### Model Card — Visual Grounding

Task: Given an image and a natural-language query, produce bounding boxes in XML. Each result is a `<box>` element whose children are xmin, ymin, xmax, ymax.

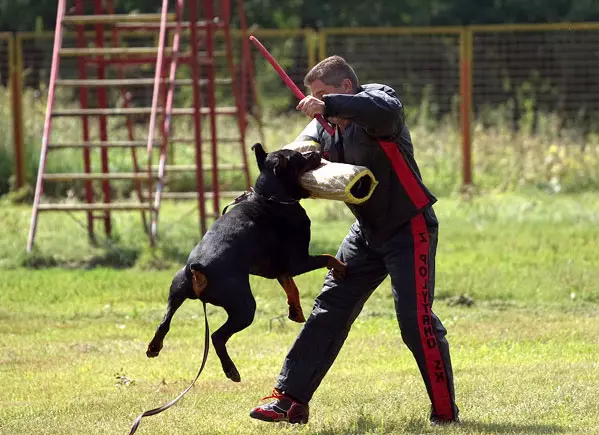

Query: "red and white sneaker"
<box><xmin>250</xmin><ymin>389</ymin><xmax>309</xmax><ymax>424</ymax></box>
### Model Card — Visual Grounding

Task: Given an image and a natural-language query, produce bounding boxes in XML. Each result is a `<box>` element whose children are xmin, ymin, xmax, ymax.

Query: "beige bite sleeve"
<box><xmin>300</xmin><ymin>160</ymin><xmax>378</xmax><ymax>204</ymax></box>
<box><xmin>284</xmin><ymin>140</ymin><xmax>378</xmax><ymax>204</ymax></box>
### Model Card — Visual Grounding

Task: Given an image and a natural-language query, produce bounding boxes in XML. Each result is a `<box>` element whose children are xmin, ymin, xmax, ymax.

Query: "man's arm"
<box><xmin>294</xmin><ymin>118</ymin><xmax>322</xmax><ymax>143</ymax></box>
<box><xmin>323</xmin><ymin>89</ymin><xmax>404</xmax><ymax>137</ymax></box>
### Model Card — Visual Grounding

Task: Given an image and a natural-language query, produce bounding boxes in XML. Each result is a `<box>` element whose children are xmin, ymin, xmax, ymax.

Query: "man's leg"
<box><xmin>382</xmin><ymin>210</ymin><xmax>459</xmax><ymax>422</ymax></box>
<box><xmin>251</xmin><ymin>224</ymin><xmax>387</xmax><ymax>422</ymax></box>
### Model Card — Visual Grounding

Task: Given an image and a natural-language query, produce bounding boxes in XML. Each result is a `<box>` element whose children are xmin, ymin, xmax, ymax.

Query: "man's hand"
<box><xmin>296</xmin><ymin>96</ymin><xmax>325</xmax><ymax>118</ymax></box>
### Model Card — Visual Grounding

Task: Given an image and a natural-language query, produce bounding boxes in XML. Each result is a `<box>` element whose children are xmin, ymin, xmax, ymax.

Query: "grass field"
<box><xmin>1</xmin><ymin>192</ymin><xmax>598</xmax><ymax>434</ymax></box>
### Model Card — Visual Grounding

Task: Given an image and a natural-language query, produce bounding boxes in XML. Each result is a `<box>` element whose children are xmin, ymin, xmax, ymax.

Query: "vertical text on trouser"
<box><xmin>417</xmin><ymin>231</ymin><xmax>446</xmax><ymax>384</ymax></box>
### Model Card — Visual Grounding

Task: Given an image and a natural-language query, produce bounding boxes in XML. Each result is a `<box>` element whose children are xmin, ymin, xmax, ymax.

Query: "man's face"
<box><xmin>308</xmin><ymin>79</ymin><xmax>354</xmax><ymax>127</ymax></box>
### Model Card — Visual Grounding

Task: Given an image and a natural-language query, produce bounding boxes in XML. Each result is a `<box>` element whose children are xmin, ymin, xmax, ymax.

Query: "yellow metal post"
<box><xmin>306</xmin><ymin>28</ymin><xmax>316</xmax><ymax>68</ymax></box>
<box><xmin>318</xmin><ymin>30</ymin><xmax>327</xmax><ymax>61</ymax></box>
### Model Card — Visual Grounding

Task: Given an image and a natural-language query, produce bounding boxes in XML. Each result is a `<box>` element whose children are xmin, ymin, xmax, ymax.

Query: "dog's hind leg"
<box><xmin>277</xmin><ymin>275</ymin><xmax>306</xmax><ymax>323</ymax></box>
<box><xmin>211</xmin><ymin>282</ymin><xmax>256</xmax><ymax>382</ymax></box>
<box><xmin>146</xmin><ymin>268</ymin><xmax>191</xmax><ymax>358</ymax></box>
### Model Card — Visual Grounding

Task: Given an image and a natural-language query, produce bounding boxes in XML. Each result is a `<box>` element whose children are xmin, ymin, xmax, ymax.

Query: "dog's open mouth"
<box><xmin>303</xmin><ymin>151</ymin><xmax>322</xmax><ymax>173</ymax></box>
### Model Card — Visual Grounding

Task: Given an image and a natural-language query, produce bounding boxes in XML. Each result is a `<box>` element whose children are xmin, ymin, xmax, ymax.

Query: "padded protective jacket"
<box><xmin>295</xmin><ymin>83</ymin><xmax>437</xmax><ymax>247</ymax></box>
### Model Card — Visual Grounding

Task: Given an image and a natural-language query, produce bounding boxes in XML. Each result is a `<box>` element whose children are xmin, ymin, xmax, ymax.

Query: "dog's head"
<box><xmin>252</xmin><ymin>143</ymin><xmax>321</xmax><ymax>199</ymax></box>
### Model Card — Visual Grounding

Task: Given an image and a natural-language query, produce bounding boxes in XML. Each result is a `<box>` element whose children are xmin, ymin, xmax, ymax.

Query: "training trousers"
<box><xmin>276</xmin><ymin>207</ymin><xmax>459</xmax><ymax>420</ymax></box>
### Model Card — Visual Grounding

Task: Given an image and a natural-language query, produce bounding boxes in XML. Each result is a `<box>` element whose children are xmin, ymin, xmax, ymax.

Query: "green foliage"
<box><xmin>3</xmin><ymin>0</ymin><xmax>599</xmax><ymax>32</ymax></box>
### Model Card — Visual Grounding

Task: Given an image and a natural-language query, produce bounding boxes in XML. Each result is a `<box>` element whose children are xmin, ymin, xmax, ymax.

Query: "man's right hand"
<box><xmin>296</xmin><ymin>96</ymin><xmax>326</xmax><ymax>119</ymax></box>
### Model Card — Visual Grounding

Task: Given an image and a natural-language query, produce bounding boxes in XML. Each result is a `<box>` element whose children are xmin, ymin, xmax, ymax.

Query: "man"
<box><xmin>250</xmin><ymin>56</ymin><xmax>460</xmax><ymax>425</ymax></box>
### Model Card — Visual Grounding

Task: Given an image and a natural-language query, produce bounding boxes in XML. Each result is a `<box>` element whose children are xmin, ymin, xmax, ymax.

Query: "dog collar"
<box><xmin>250</xmin><ymin>187</ymin><xmax>300</xmax><ymax>206</ymax></box>
<box><xmin>221</xmin><ymin>188</ymin><xmax>300</xmax><ymax>215</ymax></box>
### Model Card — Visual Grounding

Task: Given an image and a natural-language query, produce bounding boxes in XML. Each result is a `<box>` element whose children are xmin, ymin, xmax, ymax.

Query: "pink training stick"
<box><xmin>249</xmin><ymin>35</ymin><xmax>335</xmax><ymax>136</ymax></box>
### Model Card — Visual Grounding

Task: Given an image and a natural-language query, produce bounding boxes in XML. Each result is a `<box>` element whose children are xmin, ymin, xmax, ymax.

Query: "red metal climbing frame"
<box><xmin>27</xmin><ymin>0</ymin><xmax>257</xmax><ymax>252</ymax></box>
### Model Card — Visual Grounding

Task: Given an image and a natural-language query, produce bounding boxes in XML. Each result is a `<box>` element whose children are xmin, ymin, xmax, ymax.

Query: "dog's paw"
<box><xmin>146</xmin><ymin>343</ymin><xmax>162</xmax><ymax>358</ymax></box>
<box><xmin>331</xmin><ymin>262</ymin><xmax>347</xmax><ymax>280</ymax></box>
<box><xmin>288</xmin><ymin>305</ymin><xmax>306</xmax><ymax>323</ymax></box>
<box><xmin>225</xmin><ymin>366</ymin><xmax>241</xmax><ymax>383</ymax></box>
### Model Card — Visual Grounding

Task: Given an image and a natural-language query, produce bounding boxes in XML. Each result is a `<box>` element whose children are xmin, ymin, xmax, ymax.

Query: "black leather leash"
<box><xmin>221</xmin><ymin>190</ymin><xmax>252</xmax><ymax>215</ymax></box>
<box><xmin>128</xmin><ymin>302</ymin><xmax>210</xmax><ymax>435</ymax></box>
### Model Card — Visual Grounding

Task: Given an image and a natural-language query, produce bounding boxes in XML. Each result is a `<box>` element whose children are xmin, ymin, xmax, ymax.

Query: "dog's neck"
<box><xmin>253</xmin><ymin>173</ymin><xmax>300</xmax><ymax>204</ymax></box>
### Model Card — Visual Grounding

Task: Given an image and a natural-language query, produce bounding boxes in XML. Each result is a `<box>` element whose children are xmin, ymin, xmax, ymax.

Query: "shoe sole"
<box><xmin>249</xmin><ymin>411</ymin><xmax>308</xmax><ymax>424</ymax></box>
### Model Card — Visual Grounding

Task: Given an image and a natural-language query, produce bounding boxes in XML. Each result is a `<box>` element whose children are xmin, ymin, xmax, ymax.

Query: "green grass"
<box><xmin>0</xmin><ymin>192</ymin><xmax>598</xmax><ymax>434</ymax></box>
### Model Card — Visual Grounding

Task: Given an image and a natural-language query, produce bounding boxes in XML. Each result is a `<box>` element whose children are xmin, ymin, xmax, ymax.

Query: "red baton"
<box><xmin>249</xmin><ymin>35</ymin><xmax>335</xmax><ymax>136</ymax></box>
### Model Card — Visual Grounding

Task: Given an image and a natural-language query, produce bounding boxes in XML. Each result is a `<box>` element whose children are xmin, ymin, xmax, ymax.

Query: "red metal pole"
<box><xmin>106</xmin><ymin>0</ymin><xmax>149</xmax><ymax>233</ymax></box>
<box><xmin>249</xmin><ymin>36</ymin><xmax>335</xmax><ymax>136</ymax></box>
<box><xmin>238</xmin><ymin>0</ymin><xmax>266</xmax><ymax>148</ymax></box>
<box><xmin>94</xmin><ymin>0</ymin><xmax>112</xmax><ymax>236</ymax></box>
<box><xmin>189</xmin><ymin>0</ymin><xmax>207</xmax><ymax>234</ymax></box>
<box><xmin>205</xmin><ymin>0</ymin><xmax>220</xmax><ymax>216</ymax></box>
<box><xmin>151</xmin><ymin>0</ymin><xmax>185</xmax><ymax>240</ymax></box>
<box><xmin>75</xmin><ymin>0</ymin><xmax>95</xmax><ymax>240</ymax></box>
<box><xmin>145</xmin><ymin>0</ymin><xmax>171</xmax><ymax>245</ymax></box>
<box><xmin>222</xmin><ymin>0</ymin><xmax>251</xmax><ymax>188</ymax></box>
<box><xmin>27</xmin><ymin>0</ymin><xmax>67</xmax><ymax>252</ymax></box>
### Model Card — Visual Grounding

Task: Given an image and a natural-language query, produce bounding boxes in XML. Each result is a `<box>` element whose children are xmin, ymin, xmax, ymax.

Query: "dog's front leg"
<box><xmin>277</xmin><ymin>275</ymin><xmax>306</xmax><ymax>323</ymax></box>
<box><xmin>289</xmin><ymin>254</ymin><xmax>347</xmax><ymax>280</ymax></box>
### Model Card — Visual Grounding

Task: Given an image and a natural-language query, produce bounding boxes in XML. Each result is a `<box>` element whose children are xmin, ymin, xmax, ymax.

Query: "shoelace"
<box><xmin>260</xmin><ymin>389</ymin><xmax>285</xmax><ymax>401</ymax></box>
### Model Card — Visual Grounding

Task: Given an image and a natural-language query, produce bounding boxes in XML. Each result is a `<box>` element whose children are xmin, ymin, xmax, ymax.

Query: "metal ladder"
<box><xmin>27</xmin><ymin>0</ymin><xmax>256</xmax><ymax>252</ymax></box>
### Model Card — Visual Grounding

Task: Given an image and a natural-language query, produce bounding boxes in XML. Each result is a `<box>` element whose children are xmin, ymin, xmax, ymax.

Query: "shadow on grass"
<box><xmin>457</xmin><ymin>421</ymin><xmax>567</xmax><ymax>433</ymax></box>
<box><xmin>312</xmin><ymin>414</ymin><xmax>566</xmax><ymax>434</ymax></box>
<box><xmin>20</xmin><ymin>240</ymin><xmax>190</xmax><ymax>270</ymax></box>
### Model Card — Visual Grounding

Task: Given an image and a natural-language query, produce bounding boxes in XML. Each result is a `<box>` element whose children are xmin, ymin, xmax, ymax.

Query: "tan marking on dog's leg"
<box><xmin>277</xmin><ymin>275</ymin><xmax>306</xmax><ymax>323</ymax></box>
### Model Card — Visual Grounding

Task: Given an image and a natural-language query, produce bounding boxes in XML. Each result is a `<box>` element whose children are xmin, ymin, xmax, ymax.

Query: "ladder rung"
<box><xmin>56</xmin><ymin>78</ymin><xmax>157</xmax><ymax>87</ymax></box>
<box><xmin>62</xmin><ymin>13</ymin><xmax>176</xmax><ymax>25</ymax></box>
<box><xmin>150</xmin><ymin>164</ymin><xmax>247</xmax><ymax>172</ymax></box>
<box><xmin>38</xmin><ymin>203</ymin><xmax>155</xmax><ymax>211</ymax></box>
<box><xmin>51</xmin><ymin>107</ymin><xmax>237</xmax><ymax>117</ymax></box>
<box><xmin>152</xmin><ymin>191</ymin><xmax>247</xmax><ymax>200</ymax></box>
<box><xmin>169</xmin><ymin>137</ymin><xmax>240</xmax><ymax>144</ymax></box>
<box><xmin>43</xmin><ymin>172</ymin><xmax>159</xmax><ymax>181</ymax></box>
<box><xmin>59</xmin><ymin>47</ymin><xmax>173</xmax><ymax>57</ymax></box>
<box><xmin>115</xmin><ymin>20</ymin><xmax>224</xmax><ymax>30</ymax></box>
<box><xmin>55</xmin><ymin>78</ymin><xmax>233</xmax><ymax>87</ymax></box>
<box><xmin>174</xmin><ymin>78</ymin><xmax>233</xmax><ymax>86</ymax></box>
<box><xmin>81</xmin><ymin>54</ymin><xmax>215</xmax><ymax>66</ymax></box>
<box><xmin>48</xmin><ymin>141</ymin><xmax>158</xmax><ymax>149</ymax></box>
<box><xmin>60</xmin><ymin>47</ymin><xmax>224</xmax><ymax>60</ymax></box>
<box><xmin>171</xmin><ymin>138</ymin><xmax>240</xmax><ymax>144</ymax></box>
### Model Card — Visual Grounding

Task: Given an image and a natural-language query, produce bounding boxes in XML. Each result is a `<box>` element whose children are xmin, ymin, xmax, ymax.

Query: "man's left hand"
<box><xmin>296</xmin><ymin>96</ymin><xmax>325</xmax><ymax>118</ymax></box>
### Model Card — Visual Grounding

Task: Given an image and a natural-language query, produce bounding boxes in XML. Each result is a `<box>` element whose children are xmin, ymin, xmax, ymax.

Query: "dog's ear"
<box><xmin>271</xmin><ymin>154</ymin><xmax>288</xmax><ymax>177</ymax></box>
<box><xmin>252</xmin><ymin>143</ymin><xmax>266</xmax><ymax>172</ymax></box>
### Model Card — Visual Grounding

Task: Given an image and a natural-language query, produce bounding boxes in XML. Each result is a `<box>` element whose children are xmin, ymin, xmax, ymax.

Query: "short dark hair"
<box><xmin>304</xmin><ymin>55</ymin><xmax>359</xmax><ymax>91</ymax></box>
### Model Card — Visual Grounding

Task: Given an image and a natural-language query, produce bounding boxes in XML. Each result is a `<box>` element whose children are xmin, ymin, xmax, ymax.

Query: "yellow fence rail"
<box><xmin>4</xmin><ymin>22</ymin><xmax>599</xmax><ymax>190</ymax></box>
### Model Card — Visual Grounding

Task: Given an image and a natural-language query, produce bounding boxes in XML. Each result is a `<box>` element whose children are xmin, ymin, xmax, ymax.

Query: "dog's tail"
<box><xmin>187</xmin><ymin>263</ymin><xmax>208</xmax><ymax>298</ymax></box>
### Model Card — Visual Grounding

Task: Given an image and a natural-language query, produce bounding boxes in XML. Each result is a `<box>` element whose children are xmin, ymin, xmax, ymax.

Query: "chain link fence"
<box><xmin>321</xmin><ymin>28</ymin><xmax>462</xmax><ymax>122</ymax></box>
<box><xmin>2</xmin><ymin>24</ymin><xmax>599</xmax><ymax>194</ymax></box>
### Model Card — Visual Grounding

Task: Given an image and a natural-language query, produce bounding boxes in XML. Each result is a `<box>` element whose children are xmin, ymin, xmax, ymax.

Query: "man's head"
<box><xmin>304</xmin><ymin>56</ymin><xmax>359</xmax><ymax>127</ymax></box>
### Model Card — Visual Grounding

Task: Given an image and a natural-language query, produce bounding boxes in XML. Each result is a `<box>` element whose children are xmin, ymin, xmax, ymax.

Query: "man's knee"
<box><xmin>398</xmin><ymin>312</ymin><xmax>447</xmax><ymax>351</ymax></box>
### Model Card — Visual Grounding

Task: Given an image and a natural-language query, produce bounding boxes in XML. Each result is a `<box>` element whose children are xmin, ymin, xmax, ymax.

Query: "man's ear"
<box><xmin>252</xmin><ymin>143</ymin><xmax>266</xmax><ymax>171</ymax></box>
<box><xmin>341</xmin><ymin>78</ymin><xmax>354</xmax><ymax>93</ymax></box>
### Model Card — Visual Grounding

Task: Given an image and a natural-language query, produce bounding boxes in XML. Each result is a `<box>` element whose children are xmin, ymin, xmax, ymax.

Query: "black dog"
<box><xmin>146</xmin><ymin>143</ymin><xmax>347</xmax><ymax>382</ymax></box>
